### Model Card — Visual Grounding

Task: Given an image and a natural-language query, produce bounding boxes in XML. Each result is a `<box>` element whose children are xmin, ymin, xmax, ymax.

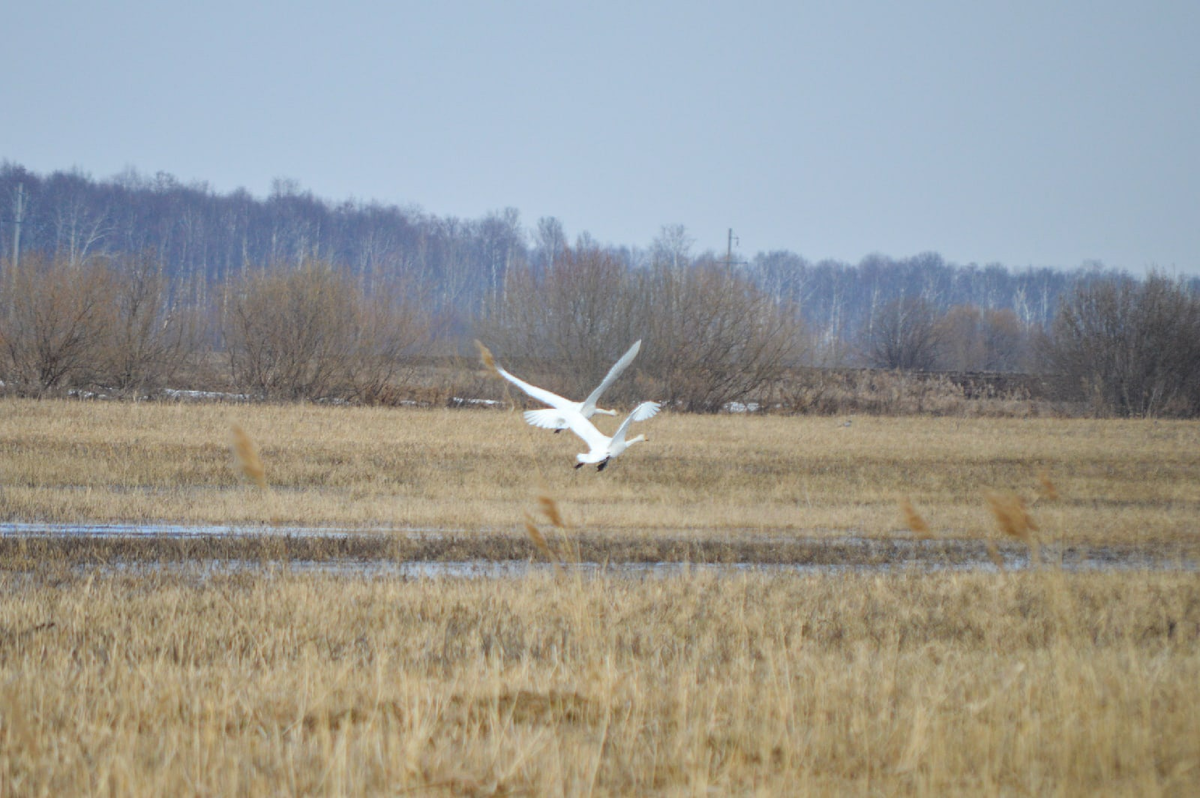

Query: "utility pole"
<box><xmin>11</xmin><ymin>182</ymin><xmax>24</xmax><ymax>270</ymax></box>
<box><xmin>724</xmin><ymin>228</ymin><xmax>746</xmax><ymax>268</ymax></box>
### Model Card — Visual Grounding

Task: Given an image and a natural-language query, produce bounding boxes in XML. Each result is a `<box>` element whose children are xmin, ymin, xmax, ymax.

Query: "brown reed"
<box><xmin>474</xmin><ymin>339</ymin><xmax>497</xmax><ymax>375</ymax></box>
<box><xmin>985</xmin><ymin>491</ymin><xmax>1038</xmax><ymax>544</ymax></box>
<box><xmin>522</xmin><ymin>513</ymin><xmax>557</xmax><ymax>563</ymax></box>
<box><xmin>538</xmin><ymin>493</ymin><xmax>566</xmax><ymax>529</ymax></box>
<box><xmin>1038</xmin><ymin>469</ymin><xmax>1060</xmax><ymax>501</ymax></box>
<box><xmin>230</xmin><ymin>424</ymin><xmax>266</xmax><ymax>489</ymax></box>
<box><xmin>899</xmin><ymin>496</ymin><xmax>932</xmax><ymax>539</ymax></box>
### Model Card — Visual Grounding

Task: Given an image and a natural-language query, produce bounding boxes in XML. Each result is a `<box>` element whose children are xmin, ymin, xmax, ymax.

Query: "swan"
<box><xmin>492</xmin><ymin>340</ymin><xmax>644</xmax><ymax>433</ymax></box>
<box><xmin>561</xmin><ymin>400</ymin><xmax>662</xmax><ymax>471</ymax></box>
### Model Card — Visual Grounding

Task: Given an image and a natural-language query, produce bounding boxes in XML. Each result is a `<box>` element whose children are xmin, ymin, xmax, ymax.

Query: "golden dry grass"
<box><xmin>0</xmin><ymin>569</ymin><xmax>1196</xmax><ymax>795</ymax></box>
<box><xmin>1</xmin><ymin>398</ymin><xmax>1199</xmax><ymax>794</ymax></box>
<box><xmin>1</xmin><ymin>398</ymin><xmax>1198</xmax><ymax>549</ymax></box>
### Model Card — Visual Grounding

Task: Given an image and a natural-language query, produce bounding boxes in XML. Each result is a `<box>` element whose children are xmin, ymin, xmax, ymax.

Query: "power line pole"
<box><xmin>724</xmin><ymin>227</ymin><xmax>746</xmax><ymax>267</ymax></box>
<box><xmin>11</xmin><ymin>182</ymin><xmax>24</xmax><ymax>269</ymax></box>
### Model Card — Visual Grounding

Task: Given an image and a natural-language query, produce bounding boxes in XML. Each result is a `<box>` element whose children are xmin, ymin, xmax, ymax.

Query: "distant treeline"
<box><xmin>3</xmin><ymin>162</ymin><xmax>1199</xmax><ymax>416</ymax></box>
<box><xmin>8</xmin><ymin>162</ymin><xmax>1192</xmax><ymax>342</ymax></box>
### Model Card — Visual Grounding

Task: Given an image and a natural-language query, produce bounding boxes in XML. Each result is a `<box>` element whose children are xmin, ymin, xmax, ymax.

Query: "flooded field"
<box><xmin>2</xmin><ymin>521</ymin><xmax>1192</xmax><ymax>577</ymax></box>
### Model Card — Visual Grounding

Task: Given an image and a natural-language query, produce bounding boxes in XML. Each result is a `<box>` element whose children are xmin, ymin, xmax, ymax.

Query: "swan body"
<box><xmin>563</xmin><ymin>401</ymin><xmax>661</xmax><ymax>470</ymax></box>
<box><xmin>493</xmin><ymin>340</ymin><xmax>643</xmax><ymax>432</ymax></box>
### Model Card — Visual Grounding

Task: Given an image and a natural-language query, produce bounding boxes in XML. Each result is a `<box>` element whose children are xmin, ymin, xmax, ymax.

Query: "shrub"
<box><xmin>0</xmin><ymin>254</ymin><xmax>113</xmax><ymax>395</ymax></box>
<box><xmin>225</xmin><ymin>262</ymin><xmax>429</xmax><ymax>401</ymax></box>
<box><xmin>1042</xmin><ymin>272</ymin><xmax>1200</xmax><ymax>417</ymax></box>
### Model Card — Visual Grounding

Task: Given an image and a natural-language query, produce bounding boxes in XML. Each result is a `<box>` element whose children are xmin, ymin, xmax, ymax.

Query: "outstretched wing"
<box><xmin>523</xmin><ymin>408</ymin><xmax>567</xmax><ymax>430</ymax></box>
<box><xmin>579</xmin><ymin>340</ymin><xmax>642</xmax><ymax>416</ymax></box>
<box><xmin>494</xmin><ymin>364</ymin><xmax>573</xmax><ymax>410</ymax></box>
<box><xmin>611</xmin><ymin>401</ymin><xmax>661</xmax><ymax>445</ymax></box>
<box><xmin>629</xmin><ymin>401</ymin><xmax>661</xmax><ymax>423</ymax></box>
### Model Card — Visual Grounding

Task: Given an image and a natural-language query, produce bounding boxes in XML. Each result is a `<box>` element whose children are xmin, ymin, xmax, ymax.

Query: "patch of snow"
<box><xmin>164</xmin><ymin>388</ymin><xmax>249</xmax><ymax>402</ymax></box>
<box><xmin>449</xmin><ymin>396</ymin><xmax>504</xmax><ymax>408</ymax></box>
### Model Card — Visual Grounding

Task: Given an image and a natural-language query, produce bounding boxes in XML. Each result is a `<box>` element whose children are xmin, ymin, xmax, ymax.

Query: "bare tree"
<box><xmin>937</xmin><ymin>305</ymin><xmax>1028</xmax><ymax>372</ymax></box>
<box><xmin>1043</xmin><ymin>272</ymin><xmax>1200</xmax><ymax>416</ymax></box>
<box><xmin>94</xmin><ymin>252</ymin><xmax>205</xmax><ymax>396</ymax></box>
<box><xmin>635</xmin><ymin>259</ymin><xmax>805</xmax><ymax>412</ymax></box>
<box><xmin>0</xmin><ymin>254</ymin><xmax>114</xmax><ymax>395</ymax></box>
<box><xmin>225</xmin><ymin>261</ymin><xmax>429</xmax><ymax>401</ymax></box>
<box><xmin>343</xmin><ymin>279</ymin><xmax>432</xmax><ymax>404</ymax></box>
<box><xmin>480</xmin><ymin>245</ymin><xmax>641</xmax><ymax>401</ymax></box>
<box><xmin>532</xmin><ymin>216</ymin><xmax>566</xmax><ymax>276</ymax></box>
<box><xmin>651</xmin><ymin>224</ymin><xmax>694</xmax><ymax>272</ymax></box>
<box><xmin>861</xmin><ymin>296</ymin><xmax>945</xmax><ymax>370</ymax></box>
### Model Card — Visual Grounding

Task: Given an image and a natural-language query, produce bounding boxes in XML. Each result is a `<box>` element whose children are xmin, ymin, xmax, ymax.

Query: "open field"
<box><xmin>1</xmin><ymin>569</ymin><xmax>1197</xmax><ymax>795</ymax></box>
<box><xmin>2</xmin><ymin>399</ymin><xmax>1199</xmax><ymax>794</ymax></box>
<box><xmin>1</xmin><ymin>398</ymin><xmax>1199</xmax><ymax>549</ymax></box>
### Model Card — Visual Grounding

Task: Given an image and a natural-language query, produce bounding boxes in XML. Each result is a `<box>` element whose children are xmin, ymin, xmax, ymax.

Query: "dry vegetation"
<box><xmin>1</xmin><ymin>399</ymin><xmax>1199</xmax><ymax>794</ymax></box>
<box><xmin>1</xmin><ymin>570</ymin><xmax>1197</xmax><ymax>795</ymax></box>
<box><xmin>1</xmin><ymin>398</ymin><xmax>1197</xmax><ymax>548</ymax></box>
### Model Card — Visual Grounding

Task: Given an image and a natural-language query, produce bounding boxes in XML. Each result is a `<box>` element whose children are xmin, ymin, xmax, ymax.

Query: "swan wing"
<box><xmin>494</xmin><ymin>364</ymin><xmax>573</xmax><ymax>410</ymax></box>
<box><xmin>611</xmin><ymin>401</ymin><xmax>660</xmax><ymax>445</ymax></box>
<box><xmin>523</xmin><ymin>408</ymin><xmax>567</xmax><ymax>430</ymax></box>
<box><xmin>579</xmin><ymin>339</ymin><xmax>641</xmax><ymax>415</ymax></box>
<box><xmin>629</xmin><ymin>401</ymin><xmax>661</xmax><ymax>423</ymax></box>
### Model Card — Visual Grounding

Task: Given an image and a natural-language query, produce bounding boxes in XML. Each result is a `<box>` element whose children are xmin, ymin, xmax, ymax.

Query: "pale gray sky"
<box><xmin>3</xmin><ymin>1</ymin><xmax>1197</xmax><ymax>272</ymax></box>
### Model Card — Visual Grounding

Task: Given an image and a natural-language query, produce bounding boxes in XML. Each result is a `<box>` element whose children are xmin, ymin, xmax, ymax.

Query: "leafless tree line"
<box><xmin>859</xmin><ymin>298</ymin><xmax>1031</xmax><ymax>373</ymax></box>
<box><xmin>10</xmin><ymin>164</ymin><xmax>1161</xmax><ymax>356</ymax></box>
<box><xmin>856</xmin><ymin>274</ymin><xmax>1200</xmax><ymax>417</ymax></box>
<box><xmin>0</xmin><ymin>254</ymin><xmax>429</xmax><ymax>402</ymax></box>
<box><xmin>0</xmin><ymin>253</ymin><xmax>201</xmax><ymax>397</ymax></box>
<box><xmin>480</xmin><ymin>246</ymin><xmax>806</xmax><ymax>412</ymax></box>
<box><xmin>2</xmin><ymin>249</ymin><xmax>1198</xmax><ymax>417</ymax></box>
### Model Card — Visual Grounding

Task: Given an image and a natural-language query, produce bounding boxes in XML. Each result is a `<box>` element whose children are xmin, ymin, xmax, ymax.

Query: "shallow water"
<box><xmin>0</xmin><ymin>521</ymin><xmax>385</xmax><ymax>539</ymax></box>
<box><xmin>3</xmin><ymin>521</ymin><xmax>1192</xmax><ymax>577</ymax></box>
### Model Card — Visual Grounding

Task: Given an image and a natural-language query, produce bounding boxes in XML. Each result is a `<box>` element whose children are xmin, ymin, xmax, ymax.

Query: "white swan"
<box><xmin>562</xmin><ymin>401</ymin><xmax>662</xmax><ymax>471</ymax></box>
<box><xmin>493</xmin><ymin>340</ymin><xmax>643</xmax><ymax>433</ymax></box>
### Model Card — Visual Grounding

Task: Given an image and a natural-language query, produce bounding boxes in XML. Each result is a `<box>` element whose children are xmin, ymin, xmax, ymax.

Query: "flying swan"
<box><xmin>493</xmin><ymin>339</ymin><xmax>644</xmax><ymax>433</ymax></box>
<box><xmin>560</xmin><ymin>400</ymin><xmax>661</xmax><ymax>470</ymax></box>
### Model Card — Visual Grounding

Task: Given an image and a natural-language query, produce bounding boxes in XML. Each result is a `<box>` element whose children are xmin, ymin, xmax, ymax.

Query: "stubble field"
<box><xmin>0</xmin><ymin>398</ymin><xmax>1198</xmax><ymax>794</ymax></box>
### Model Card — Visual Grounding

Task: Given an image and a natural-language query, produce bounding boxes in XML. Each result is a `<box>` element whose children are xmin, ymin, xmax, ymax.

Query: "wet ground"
<box><xmin>1</xmin><ymin>522</ymin><xmax>1193</xmax><ymax>577</ymax></box>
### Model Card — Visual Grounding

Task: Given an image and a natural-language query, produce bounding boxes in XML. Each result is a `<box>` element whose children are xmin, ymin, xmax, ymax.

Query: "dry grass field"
<box><xmin>1</xmin><ymin>398</ymin><xmax>1198</xmax><ymax>547</ymax></box>
<box><xmin>1</xmin><ymin>398</ymin><xmax>1199</xmax><ymax>795</ymax></box>
<box><xmin>1</xmin><ymin>569</ymin><xmax>1198</xmax><ymax>795</ymax></box>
